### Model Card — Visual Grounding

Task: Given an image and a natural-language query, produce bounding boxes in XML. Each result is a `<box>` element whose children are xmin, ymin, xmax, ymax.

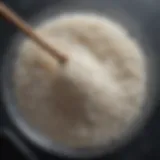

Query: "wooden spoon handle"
<box><xmin>0</xmin><ymin>2</ymin><xmax>67</xmax><ymax>64</ymax></box>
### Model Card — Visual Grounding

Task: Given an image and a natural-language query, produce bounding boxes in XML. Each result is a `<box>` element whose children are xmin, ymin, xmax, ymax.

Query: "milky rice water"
<box><xmin>13</xmin><ymin>13</ymin><xmax>147</xmax><ymax>148</ymax></box>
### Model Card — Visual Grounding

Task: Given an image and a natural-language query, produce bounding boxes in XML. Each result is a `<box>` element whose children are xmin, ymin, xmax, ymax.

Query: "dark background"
<box><xmin>0</xmin><ymin>0</ymin><xmax>160</xmax><ymax>160</ymax></box>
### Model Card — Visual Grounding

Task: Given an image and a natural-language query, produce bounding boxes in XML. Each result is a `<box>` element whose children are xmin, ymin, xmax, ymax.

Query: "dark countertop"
<box><xmin>0</xmin><ymin>0</ymin><xmax>160</xmax><ymax>160</ymax></box>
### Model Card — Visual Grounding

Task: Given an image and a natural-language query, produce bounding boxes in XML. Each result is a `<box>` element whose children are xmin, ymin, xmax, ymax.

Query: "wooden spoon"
<box><xmin>0</xmin><ymin>2</ymin><xmax>68</xmax><ymax>64</ymax></box>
